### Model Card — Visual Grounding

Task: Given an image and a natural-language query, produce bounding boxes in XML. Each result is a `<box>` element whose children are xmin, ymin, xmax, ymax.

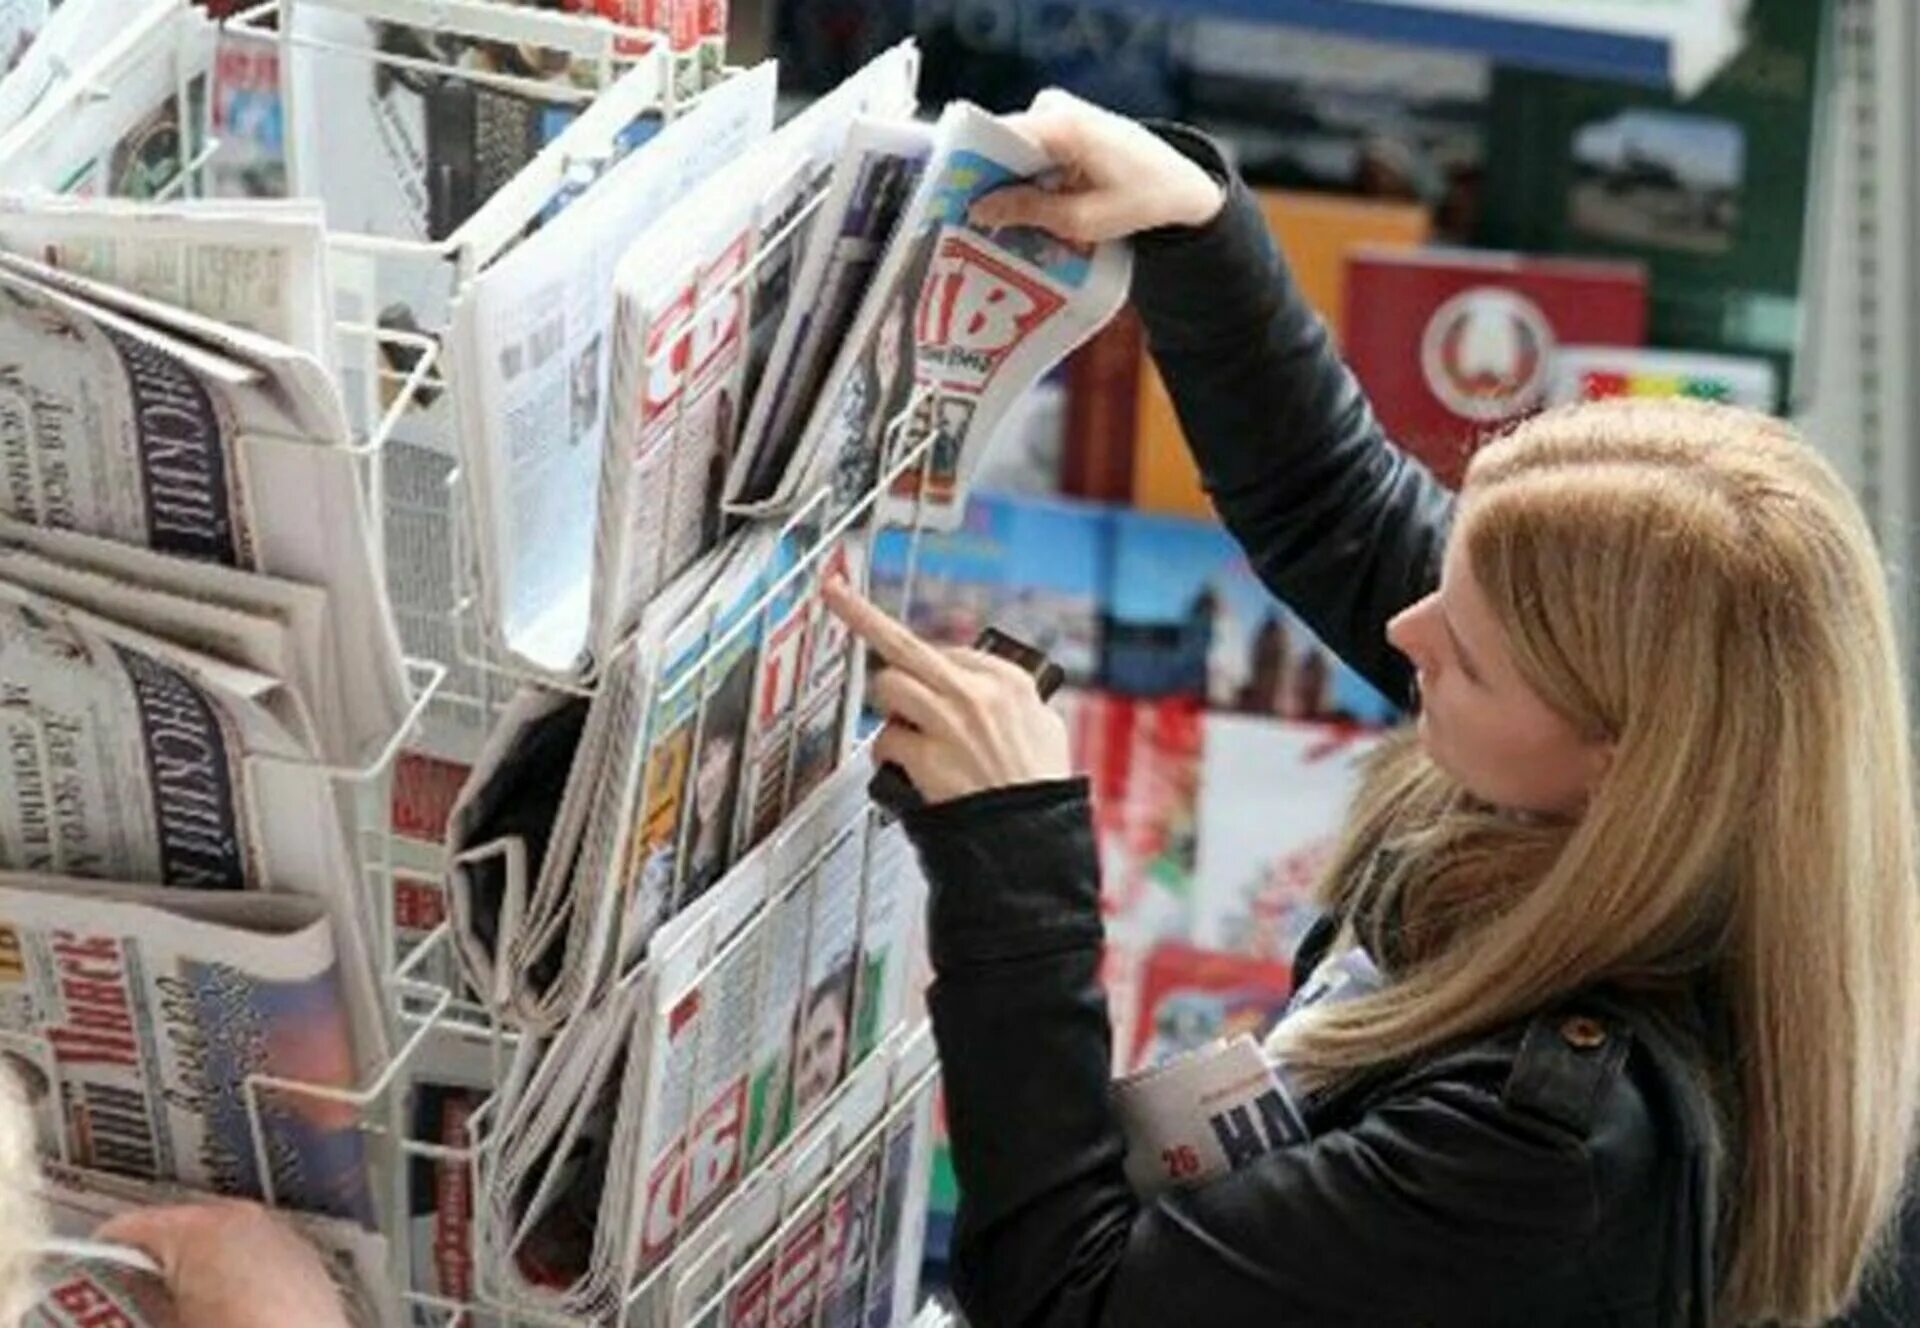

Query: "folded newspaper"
<box><xmin>34</xmin><ymin>1161</ymin><xmax>400</xmax><ymax>1328</ymax></box>
<box><xmin>0</xmin><ymin>876</ymin><xmax>378</xmax><ymax>1223</ymax></box>
<box><xmin>0</xmin><ymin>250</ymin><xmax>411</xmax><ymax>767</ymax></box>
<box><xmin>1114</xmin><ymin>944</ymin><xmax>1387</xmax><ymax>1195</ymax></box>
<box><xmin>474</xmin><ymin>759</ymin><xmax>929</xmax><ymax>1321</ymax></box>
<box><xmin>0</xmin><ymin>194</ymin><xmax>337</xmax><ymax>377</ymax></box>
<box><xmin>446</xmin><ymin>522</ymin><xmax>868</xmax><ymax>1028</ymax></box>
<box><xmin>0</xmin><ymin>580</ymin><xmax>387</xmax><ymax>1078</ymax></box>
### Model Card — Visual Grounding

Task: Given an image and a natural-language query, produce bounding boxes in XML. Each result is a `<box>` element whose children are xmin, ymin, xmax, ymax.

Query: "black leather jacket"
<box><xmin>894</xmin><ymin>128</ymin><xmax>1728</xmax><ymax>1327</ymax></box>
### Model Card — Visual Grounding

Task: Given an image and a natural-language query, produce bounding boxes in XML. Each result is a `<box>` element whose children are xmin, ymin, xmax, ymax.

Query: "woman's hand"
<box><xmin>971</xmin><ymin>87</ymin><xmax>1227</xmax><ymax>242</ymax></box>
<box><xmin>95</xmin><ymin>1201</ymin><xmax>351</xmax><ymax>1328</ymax></box>
<box><xmin>823</xmin><ymin>578</ymin><xmax>1070</xmax><ymax>806</ymax></box>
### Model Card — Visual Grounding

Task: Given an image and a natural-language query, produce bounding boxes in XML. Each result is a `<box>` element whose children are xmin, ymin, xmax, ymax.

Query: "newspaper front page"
<box><xmin>452</xmin><ymin>61</ymin><xmax>776</xmax><ymax>677</ymax></box>
<box><xmin>0</xmin><ymin>878</ymin><xmax>374</xmax><ymax>1222</ymax></box>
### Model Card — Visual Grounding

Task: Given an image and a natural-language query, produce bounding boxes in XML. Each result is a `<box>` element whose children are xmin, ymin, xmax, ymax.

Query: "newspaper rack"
<box><xmin>8</xmin><ymin>11</ymin><xmax>954</xmax><ymax>1321</ymax></box>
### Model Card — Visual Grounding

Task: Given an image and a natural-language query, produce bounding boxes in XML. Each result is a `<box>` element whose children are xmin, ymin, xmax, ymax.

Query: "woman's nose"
<box><xmin>1386</xmin><ymin>596</ymin><xmax>1437</xmax><ymax>669</ymax></box>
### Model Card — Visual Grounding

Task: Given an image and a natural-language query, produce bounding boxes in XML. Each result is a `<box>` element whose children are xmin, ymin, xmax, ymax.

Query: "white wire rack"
<box><xmin>108</xmin><ymin>9</ymin><xmax>958</xmax><ymax>1324</ymax></box>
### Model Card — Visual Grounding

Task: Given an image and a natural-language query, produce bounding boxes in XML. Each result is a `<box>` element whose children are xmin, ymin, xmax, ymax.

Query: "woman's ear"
<box><xmin>1583</xmin><ymin>739</ymin><xmax>1617</xmax><ymax>796</ymax></box>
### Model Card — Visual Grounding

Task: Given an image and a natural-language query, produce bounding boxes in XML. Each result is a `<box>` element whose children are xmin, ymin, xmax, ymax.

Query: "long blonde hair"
<box><xmin>1267</xmin><ymin>398</ymin><xmax>1920</xmax><ymax>1324</ymax></box>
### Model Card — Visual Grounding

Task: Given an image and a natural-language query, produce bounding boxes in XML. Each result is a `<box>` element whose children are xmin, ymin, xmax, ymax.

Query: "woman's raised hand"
<box><xmin>971</xmin><ymin>88</ymin><xmax>1227</xmax><ymax>243</ymax></box>
<box><xmin>823</xmin><ymin>578</ymin><xmax>1070</xmax><ymax>806</ymax></box>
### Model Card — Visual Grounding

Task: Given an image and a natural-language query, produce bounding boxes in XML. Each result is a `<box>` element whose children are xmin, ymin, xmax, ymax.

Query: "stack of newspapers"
<box><xmin>0</xmin><ymin>18</ymin><xmax>413</xmax><ymax>1322</ymax></box>
<box><xmin>433</xmin><ymin>28</ymin><xmax>1131</xmax><ymax>1324</ymax></box>
<box><xmin>0</xmin><ymin>2</ymin><xmax>1135</xmax><ymax>1322</ymax></box>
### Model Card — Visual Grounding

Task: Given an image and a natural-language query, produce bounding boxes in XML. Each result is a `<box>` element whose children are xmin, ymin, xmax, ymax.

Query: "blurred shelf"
<box><xmin>1126</xmin><ymin>0</ymin><xmax>1749</xmax><ymax>93</ymax></box>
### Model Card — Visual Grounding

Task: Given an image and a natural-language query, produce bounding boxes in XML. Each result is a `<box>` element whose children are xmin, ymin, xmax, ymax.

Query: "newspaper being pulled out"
<box><xmin>753</xmin><ymin>100</ymin><xmax>1133</xmax><ymax>528</ymax></box>
<box><xmin>0</xmin><ymin>876</ymin><xmax>378</xmax><ymax>1223</ymax></box>
<box><xmin>0</xmin><ymin>0</ymin><xmax>214</xmax><ymax>201</ymax></box>
<box><xmin>32</xmin><ymin>1161</ymin><xmax>400</xmax><ymax>1328</ymax></box>
<box><xmin>471</xmin><ymin>758</ymin><xmax>931</xmax><ymax>1322</ymax></box>
<box><xmin>0</xmin><ymin>248</ymin><xmax>410</xmax><ymax>767</ymax></box>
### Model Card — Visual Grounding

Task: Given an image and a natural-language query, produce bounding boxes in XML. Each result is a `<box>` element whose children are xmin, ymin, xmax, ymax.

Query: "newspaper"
<box><xmin>281</xmin><ymin>0</ymin><xmax>623</xmax><ymax>244</ymax></box>
<box><xmin>476</xmin><ymin>760</ymin><xmax>920</xmax><ymax>1321</ymax></box>
<box><xmin>0</xmin><ymin>195</ymin><xmax>336</xmax><ymax>375</ymax></box>
<box><xmin>36</xmin><ymin>1161</ymin><xmax>400</xmax><ymax>1328</ymax></box>
<box><xmin>0</xmin><ymin>0</ymin><xmax>44</xmax><ymax>79</ymax></box>
<box><xmin>780</xmin><ymin>101</ymin><xmax>1132</xmax><ymax>525</ymax></box>
<box><xmin>0</xmin><ymin>0</ymin><xmax>214</xmax><ymax>201</ymax></box>
<box><xmin>0</xmin><ymin>876</ymin><xmax>375</xmax><ymax>1222</ymax></box>
<box><xmin>1110</xmin><ymin>1034</ymin><xmax>1306</xmax><ymax>1197</ymax></box>
<box><xmin>450</xmin><ymin>61</ymin><xmax>777</xmax><ymax>678</ymax></box>
<box><xmin>1113</xmin><ymin>944</ymin><xmax>1387</xmax><ymax>1195</ymax></box>
<box><xmin>0</xmin><ymin>581</ymin><xmax>386</xmax><ymax>1066</ymax></box>
<box><xmin>457</xmin><ymin>43</ymin><xmax>915</xmax><ymax>679</ymax></box>
<box><xmin>0</xmin><ymin>254</ymin><xmax>410</xmax><ymax>765</ymax></box>
<box><xmin>0</xmin><ymin>516</ymin><xmax>406</xmax><ymax>775</ymax></box>
<box><xmin>726</xmin><ymin>118</ymin><xmax>933</xmax><ymax>512</ymax></box>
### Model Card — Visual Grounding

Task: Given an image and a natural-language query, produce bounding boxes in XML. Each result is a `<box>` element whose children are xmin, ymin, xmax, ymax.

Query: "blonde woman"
<box><xmin>824</xmin><ymin>90</ymin><xmax>1920</xmax><ymax>1326</ymax></box>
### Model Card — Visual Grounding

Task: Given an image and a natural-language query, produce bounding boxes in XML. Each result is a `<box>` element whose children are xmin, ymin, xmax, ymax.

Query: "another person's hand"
<box><xmin>824</xmin><ymin>578</ymin><xmax>1071</xmax><ymax>805</ymax></box>
<box><xmin>95</xmin><ymin>1201</ymin><xmax>351</xmax><ymax>1328</ymax></box>
<box><xmin>971</xmin><ymin>87</ymin><xmax>1227</xmax><ymax>242</ymax></box>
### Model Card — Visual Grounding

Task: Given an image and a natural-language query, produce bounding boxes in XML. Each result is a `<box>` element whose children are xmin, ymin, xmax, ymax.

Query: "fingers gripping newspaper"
<box><xmin>34</xmin><ymin>1160</ymin><xmax>400</xmax><ymax>1327</ymax></box>
<box><xmin>760</xmin><ymin>101</ymin><xmax>1131</xmax><ymax>527</ymax></box>
<box><xmin>0</xmin><ymin>252</ymin><xmax>410</xmax><ymax>766</ymax></box>
<box><xmin>0</xmin><ymin>879</ymin><xmax>379</xmax><ymax>1225</ymax></box>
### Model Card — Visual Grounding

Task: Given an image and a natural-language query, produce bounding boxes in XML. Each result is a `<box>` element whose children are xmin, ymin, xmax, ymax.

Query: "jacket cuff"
<box><xmin>1130</xmin><ymin>123</ymin><xmax>1301</xmax><ymax>356</ymax></box>
<box><xmin>900</xmin><ymin>777</ymin><xmax>1104</xmax><ymax>969</ymax></box>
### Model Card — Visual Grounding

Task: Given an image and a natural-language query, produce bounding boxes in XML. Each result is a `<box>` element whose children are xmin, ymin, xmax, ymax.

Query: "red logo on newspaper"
<box><xmin>914</xmin><ymin>232</ymin><xmax>1064</xmax><ymax>392</ymax></box>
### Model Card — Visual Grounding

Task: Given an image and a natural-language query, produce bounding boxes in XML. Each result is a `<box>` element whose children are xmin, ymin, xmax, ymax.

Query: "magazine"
<box><xmin>0</xmin><ymin>876</ymin><xmax>375</xmax><ymax>1222</ymax></box>
<box><xmin>779</xmin><ymin>101</ymin><xmax>1132</xmax><ymax>526</ymax></box>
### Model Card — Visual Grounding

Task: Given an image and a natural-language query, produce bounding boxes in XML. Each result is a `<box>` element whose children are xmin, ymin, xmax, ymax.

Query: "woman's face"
<box><xmin>1386</xmin><ymin>535</ymin><xmax>1612</xmax><ymax>816</ymax></box>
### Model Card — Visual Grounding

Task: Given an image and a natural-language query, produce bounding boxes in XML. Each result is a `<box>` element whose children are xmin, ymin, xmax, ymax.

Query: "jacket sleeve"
<box><xmin>908</xmin><ymin>782</ymin><xmax>1605</xmax><ymax>1328</ymax></box>
<box><xmin>1129</xmin><ymin>126</ymin><xmax>1456</xmax><ymax>710</ymax></box>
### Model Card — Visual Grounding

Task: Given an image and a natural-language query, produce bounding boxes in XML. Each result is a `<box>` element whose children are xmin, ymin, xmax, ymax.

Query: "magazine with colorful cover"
<box><xmin>1104</xmin><ymin>508</ymin><xmax>1399</xmax><ymax>726</ymax></box>
<box><xmin>1190</xmin><ymin>716</ymin><xmax>1383</xmax><ymax>965</ymax></box>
